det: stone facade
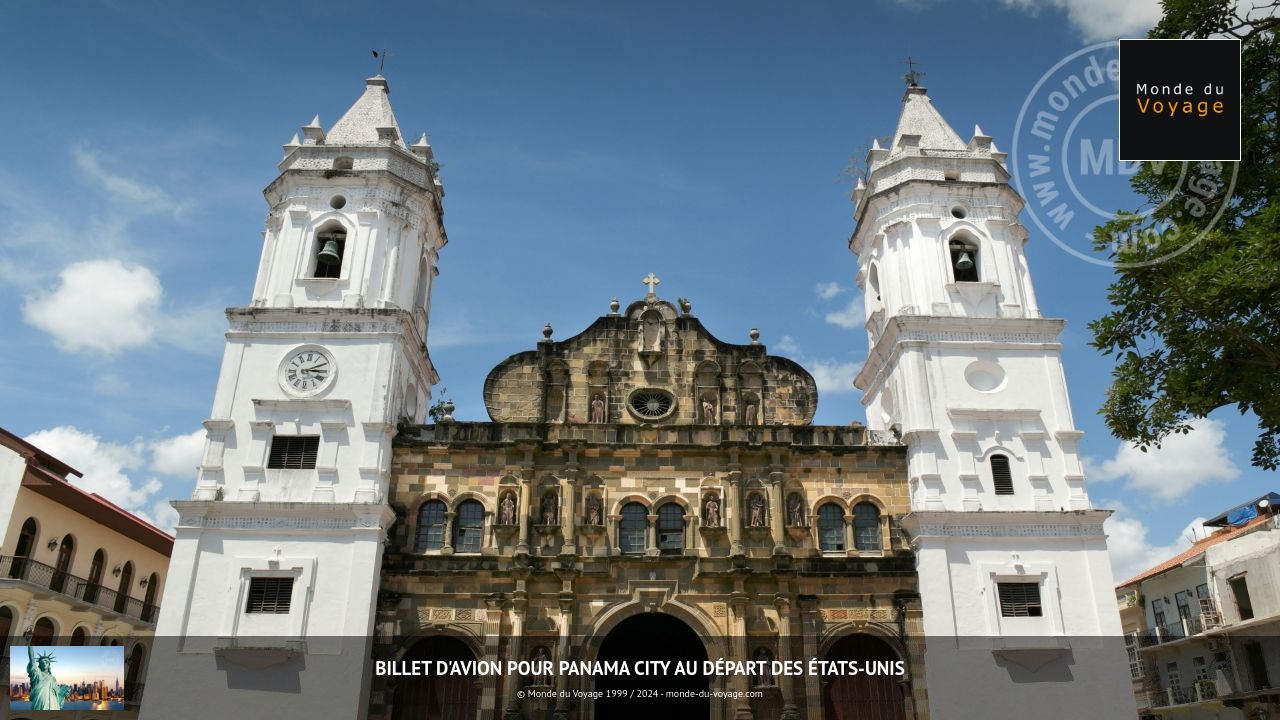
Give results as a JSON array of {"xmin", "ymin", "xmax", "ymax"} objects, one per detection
[{"xmin": 370, "ymin": 292, "xmax": 926, "ymax": 720}]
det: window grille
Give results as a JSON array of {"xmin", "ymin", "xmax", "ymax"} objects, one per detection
[
  {"xmin": 452, "ymin": 500, "xmax": 484, "ymax": 553},
  {"xmin": 657, "ymin": 503, "xmax": 685, "ymax": 554},
  {"xmin": 818, "ymin": 504, "xmax": 845, "ymax": 552},
  {"xmin": 853, "ymin": 503, "xmax": 881, "ymax": 551},
  {"xmin": 246, "ymin": 577, "xmax": 294, "ymax": 614},
  {"xmin": 416, "ymin": 500, "xmax": 446, "ymax": 551},
  {"xmin": 619, "ymin": 503, "xmax": 647, "ymax": 554},
  {"xmin": 997, "ymin": 582, "xmax": 1042, "ymax": 617},
  {"xmin": 267, "ymin": 436, "xmax": 319, "ymax": 469},
  {"xmin": 991, "ymin": 455, "xmax": 1014, "ymax": 495}
]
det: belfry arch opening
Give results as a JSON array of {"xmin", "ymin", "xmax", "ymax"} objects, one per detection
[
  {"xmin": 391, "ymin": 635, "xmax": 478, "ymax": 720},
  {"xmin": 594, "ymin": 612, "xmax": 710, "ymax": 718},
  {"xmin": 822, "ymin": 633, "xmax": 908, "ymax": 720}
]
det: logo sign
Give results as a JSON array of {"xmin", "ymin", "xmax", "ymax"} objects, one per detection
[
  {"xmin": 1012, "ymin": 42, "xmax": 1238, "ymax": 268},
  {"xmin": 1119, "ymin": 38, "xmax": 1241, "ymax": 161}
]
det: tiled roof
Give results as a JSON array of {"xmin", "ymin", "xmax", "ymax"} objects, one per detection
[
  {"xmin": 1117, "ymin": 513, "xmax": 1273, "ymax": 588},
  {"xmin": 326, "ymin": 76, "xmax": 408, "ymax": 150}
]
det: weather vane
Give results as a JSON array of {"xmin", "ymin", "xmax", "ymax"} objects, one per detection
[
  {"xmin": 372, "ymin": 48, "xmax": 389, "ymax": 75},
  {"xmin": 904, "ymin": 56, "xmax": 924, "ymax": 87}
]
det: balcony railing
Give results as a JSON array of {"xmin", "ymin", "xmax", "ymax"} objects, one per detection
[
  {"xmin": 1139, "ymin": 608, "xmax": 1225, "ymax": 647},
  {"xmin": 0, "ymin": 556, "xmax": 158, "ymax": 624},
  {"xmin": 1147, "ymin": 680, "xmax": 1221, "ymax": 708}
]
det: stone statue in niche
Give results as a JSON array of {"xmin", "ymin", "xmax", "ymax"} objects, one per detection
[
  {"xmin": 590, "ymin": 394, "xmax": 606, "ymax": 423},
  {"xmin": 701, "ymin": 398, "xmax": 717, "ymax": 424},
  {"xmin": 500, "ymin": 492, "xmax": 517, "ymax": 525},
  {"xmin": 753, "ymin": 648, "xmax": 774, "ymax": 686},
  {"xmin": 742, "ymin": 399, "xmax": 758, "ymax": 425},
  {"xmin": 531, "ymin": 647, "xmax": 551, "ymax": 686},
  {"xmin": 704, "ymin": 496, "xmax": 721, "ymax": 528},
  {"xmin": 541, "ymin": 492, "xmax": 558, "ymax": 525},
  {"xmin": 585, "ymin": 495, "xmax": 602, "ymax": 525},
  {"xmin": 641, "ymin": 313, "xmax": 665, "ymax": 353},
  {"xmin": 788, "ymin": 494, "xmax": 805, "ymax": 526},
  {"xmin": 748, "ymin": 494, "xmax": 766, "ymax": 527}
]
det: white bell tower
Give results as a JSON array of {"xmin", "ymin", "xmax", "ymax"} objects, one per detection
[
  {"xmin": 851, "ymin": 85, "xmax": 1135, "ymax": 719},
  {"xmin": 141, "ymin": 76, "xmax": 446, "ymax": 720}
]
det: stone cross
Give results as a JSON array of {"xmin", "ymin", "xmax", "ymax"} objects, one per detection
[{"xmin": 642, "ymin": 272, "xmax": 660, "ymax": 295}]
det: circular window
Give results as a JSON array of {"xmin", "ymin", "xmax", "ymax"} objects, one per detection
[
  {"xmin": 964, "ymin": 360, "xmax": 1007, "ymax": 393},
  {"xmin": 950, "ymin": 205, "xmax": 967, "ymax": 219},
  {"xmin": 330, "ymin": 195, "xmax": 347, "ymax": 209},
  {"xmin": 627, "ymin": 389, "xmax": 676, "ymax": 421}
]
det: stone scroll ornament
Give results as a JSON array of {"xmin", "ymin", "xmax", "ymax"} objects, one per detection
[{"xmin": 27, "ymin": 646, "xmax": 71, "ymax": 710}]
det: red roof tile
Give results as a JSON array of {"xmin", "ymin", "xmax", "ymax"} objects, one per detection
[{"xmin": 1117, "ymin": 513, "xmax": 1273, "ymax": 588}]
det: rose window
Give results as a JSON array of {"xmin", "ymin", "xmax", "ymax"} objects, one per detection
[{"xmin": 628, "ymin": 389, "xmax": 675, "ymax": 421}]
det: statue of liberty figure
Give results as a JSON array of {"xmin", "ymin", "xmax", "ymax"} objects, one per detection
[{"xmin": 27, "ymin": 645, "xmax": 71, "ymax": 709}]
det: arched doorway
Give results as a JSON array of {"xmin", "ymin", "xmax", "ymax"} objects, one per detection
[
  {"xmin": 50, "ymin": 535, "xmax": 75, "ymax": 593},
  {"xmin": 0, "ymin": 606, "xmax": 13, "ymax": 656},
  {"xmin": 391, "ymin": 635, "xmax": 477, "ymax": 720},
  {"xmin": 595, "ymin": 613, "xmax": 710, "ymax": 719},
  {"xmin": 115, "ymin": 561, "xmax": 133, "ymax": 614},
  {"xmin": 30, "ymin": 617, "xmax": 55, "ymax": 646},
  {"xmin": 822, "ymin": 634, "xmax": 907, "ymax": 720},
  {"xmin": 86, "ymin": 549, "xmax": 107, "ymax": 604},
  {"xmin": 10, "ymin": 518, "xmax": 37, "ymax": 579}
]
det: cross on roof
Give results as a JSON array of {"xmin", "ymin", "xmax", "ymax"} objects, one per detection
[
  {"xmin": 904, "ymin": 56, "xmax": 924, "ymax": 87},
  {"xmin": 642, "ymin": 272, "xmax": 660, "ymax": 295}
]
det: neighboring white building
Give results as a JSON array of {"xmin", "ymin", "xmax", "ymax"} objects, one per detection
[
  {"xmin": 139, "ymin": 76, "xmax": 446, "ymax": 720},
  {"xmin": 851, "ymin": 85, "xmax": 1135, "ymax": 719},
  {"xmin": 1119, "ymin": 493, "xmax": 1280, "ymax": 720}
]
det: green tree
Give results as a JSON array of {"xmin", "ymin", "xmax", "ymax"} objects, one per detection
[{"xmin": 1089, "ymin": 0, "xmax": 1280, "ymax": 469}]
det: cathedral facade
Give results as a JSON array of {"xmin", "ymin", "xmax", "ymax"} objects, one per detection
[
  {"xmin": 138, "ymin": 74, "xmax": 1136, "ymax": 720},
  {"xmin": 371, "ymin": 290, "xmax": 925, "ymax": 720}
]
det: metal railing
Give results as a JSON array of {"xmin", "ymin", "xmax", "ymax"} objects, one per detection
[
  {"xmin": 1139, "ymin": 607, "xmax": 1224, "ymax": 647},
  {"xmin": 0, "ymin": 556, "xmax": 158, "ymax": 624},
  {"xmin": 1147, "ymin": 681, "xmax": 1220, "ymax": 708}
]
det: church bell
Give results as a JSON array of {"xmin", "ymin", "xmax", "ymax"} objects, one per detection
[
  {"xmin": 317, "ymin": 239, "xmax": 342, "ymax": 266},
  {"xmin": 954, "ymin": 251, "xmax": 974, "ymax": 271}
]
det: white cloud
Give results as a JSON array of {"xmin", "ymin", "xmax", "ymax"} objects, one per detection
[
  {"xmin": 71, "ymin": 145, "xmax": 173, "ymax": 208},
  {"xmin": 808, "ymin": 359, "xmax": 860, "ymax": 395},
  {"xmin": 150, "ymin": 429, "xmax": 205, "ymax": 477},
  {"xmin": 775, "ymin": 335, "xmax": 802, "ymax": 355},
  {"xmin": 1106, "ymin": 509, "xmax": 1208, "ymax": 583},
  {"xmin": 889, "ymin": 0, "xmax": 1161, "ymax": 42},
  {"xmin": 999, "ymin": 0, "xmax": 1161, "ymax": 42},
  {"xmin": 824, "ymin": 296, "xmax": 865, "ymax": 330},
  {"xmin": 814, "ymin": 281, "xmax": 844, "ymax": 300},
  {"xmin": 23, "ymin": 426, "xmax": 200, "ymax": 533},
  {"xmin": 24, "ymin": 426, "xmax": 160, "ymax": 513},
  {"xmin": 1086, "ymin": 418, "xmax": 1240, "ymax": 501},
  {"xmin": 23, "ymin": 259, "xmax": 162, "ymax": 354}
]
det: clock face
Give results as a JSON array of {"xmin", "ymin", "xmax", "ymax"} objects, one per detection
[{"xmin": 280, "ymin": 347, "xmax": 335, "ymax": 396}]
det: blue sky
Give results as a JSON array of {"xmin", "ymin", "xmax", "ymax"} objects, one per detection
[{"xmin": 0, "ymin": 0, "xmax": 1271, "ymax": 581}]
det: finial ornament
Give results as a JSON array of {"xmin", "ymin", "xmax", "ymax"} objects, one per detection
[
  {"xmin": 749, "ymin": 328, "xmax": 761, "ymax": 345},
  {"xmin": 542, "ymin": 322, "xmax": 553, "ymax": 341},
  {"xmin": 609, "ymin": 298, "xmax": 620, "ymax": 315},
  {"xmin": 642, "ymin": 272, "xmax": 661, "ymax": 296},
  {"xmin": 904, "ymin": 56, "xmax": 924, "ymax": 87}
]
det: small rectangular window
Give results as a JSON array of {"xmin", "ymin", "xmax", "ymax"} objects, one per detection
[
  {"xmin": 997, "ymin": 582, "xmax": 1042, "ymax": 617},
  {"xmin": 991, "ymin": 455, "xmax": 1014, "ymax": 495},
  {"xmin": 245, "ymin": 577, "xmax": 294, "ymax": 614},
  {"xmin": 267, "ymin": 436, "xmax": 319, "ymax": 469}
]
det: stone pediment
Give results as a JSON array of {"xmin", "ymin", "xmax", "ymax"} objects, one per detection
[{"xmin": 482, "ymin": 282, "xmax": 817, "ymax": 427}]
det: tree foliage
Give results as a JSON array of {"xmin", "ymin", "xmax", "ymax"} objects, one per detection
[{"xmin": 1089, "ymin": 0, "xmax": 1280, "ymax": 469}]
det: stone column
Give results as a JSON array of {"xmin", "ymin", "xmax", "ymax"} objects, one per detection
[
  {"xmin": 775, "ymin": 594, "xmax": 801, "ymax": 720},
  {"xmin": 729, "ymin": 593, "xmax": 755, "ymax": 720},
  {"xmin": 768, "ymin": 471, "xmax": 786, "ymax": 554},
  {"xmin": 726, "ymin": 472, "xmax": 744, "ymax": 557},
  {"xmin": 552, "ymin": 590, "xmax": 575, "ymax": 720},
  {"xmin": 441, "ymin": 511, "xmax": 457, "ymax": 555},
  {"xmin": 845, "ymin": 512, "xmax": 856, "ymax": 557},
  {"xmin": 516, "ymin": 472, "xmax": 533, "ymax": 556},
  {"xmin": 798, "ymin": 596, "xmax": 823, "ymax": 713},
  {"xmin": 502, "ymin": 593, "xmax": 528, "ymax": 720},
  {"xmin": 562, "ymin": 466, "xmax": 578, "ymax": 556},
  {"xmin": 646, "ymin": 513, "xmax": 660, "ymax": 557}
]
